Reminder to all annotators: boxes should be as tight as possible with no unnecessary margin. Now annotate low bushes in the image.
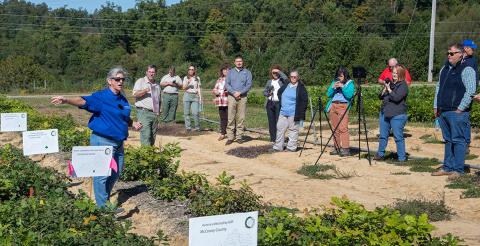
[0,145,160,244]
[258,197,462,246]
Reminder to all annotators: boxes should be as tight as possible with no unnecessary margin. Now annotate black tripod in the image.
[314,79,372,165]
[299,96,341,157]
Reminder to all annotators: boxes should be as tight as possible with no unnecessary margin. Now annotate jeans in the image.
[438,111,468,173]
[183,92,200,130]
[465,112,471,145]
[136,109,159,146]
[90,132,124,207]
[266,100,280,142]
[377,113,407,161]
[161,93,178,123]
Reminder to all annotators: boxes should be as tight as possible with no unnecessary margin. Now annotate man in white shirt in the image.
[160,66,182,123]
[133,65,161,146]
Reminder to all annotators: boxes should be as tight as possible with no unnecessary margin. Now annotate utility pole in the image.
[427,0,437,82]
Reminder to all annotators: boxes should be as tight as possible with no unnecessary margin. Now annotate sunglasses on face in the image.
[111,77,125,82]
[447,51,461,56]
[290,76,298,79]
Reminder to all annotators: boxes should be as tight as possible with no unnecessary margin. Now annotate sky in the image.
[28,0,181,12]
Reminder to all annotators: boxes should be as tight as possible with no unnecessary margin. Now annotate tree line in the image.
[0,0,479,92]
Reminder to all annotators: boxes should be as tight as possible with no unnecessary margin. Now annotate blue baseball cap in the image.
[463,40,477,49]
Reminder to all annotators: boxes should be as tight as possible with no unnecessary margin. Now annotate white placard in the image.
[22,129,59,156]
[1,113,27,132]
[189,211,258,246]
[71,146,113,177]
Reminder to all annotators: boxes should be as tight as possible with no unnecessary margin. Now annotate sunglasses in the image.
[111,77,125,82]
[447,51,461,56]
[290,76,298,79]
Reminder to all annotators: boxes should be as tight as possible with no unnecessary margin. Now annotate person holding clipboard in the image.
[51,66,142,209]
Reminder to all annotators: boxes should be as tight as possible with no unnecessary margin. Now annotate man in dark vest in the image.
[433,43,477,179]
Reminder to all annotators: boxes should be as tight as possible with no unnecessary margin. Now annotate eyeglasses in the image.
[111,77,125,82]
[447,51,461,56]
[290,76,298,78]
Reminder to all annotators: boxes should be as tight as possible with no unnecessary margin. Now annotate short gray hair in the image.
[290,70,299,77]
[106,66,127,82]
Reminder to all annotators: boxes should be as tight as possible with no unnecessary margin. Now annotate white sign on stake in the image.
[189,211,258,246]
[1,113,27,132]
[22,129,59,156]
[71,146,113,177]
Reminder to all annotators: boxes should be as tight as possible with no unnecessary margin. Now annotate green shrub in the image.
[146,171,208,201]
[0,195,156,245]
[122,143,181,181]
[258,197,462,246]
[188,173,263,217]
[0,145,68,201]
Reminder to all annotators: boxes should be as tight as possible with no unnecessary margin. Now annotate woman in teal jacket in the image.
[325,67,355,156]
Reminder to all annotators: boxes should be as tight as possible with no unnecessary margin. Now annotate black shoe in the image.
[373,154,384,161]
[114,207,125,214]
[225,140,234,145]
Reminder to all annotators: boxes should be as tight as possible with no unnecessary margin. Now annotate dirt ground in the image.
[136,123,480,245]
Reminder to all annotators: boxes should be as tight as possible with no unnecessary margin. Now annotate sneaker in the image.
[268,148,282,153]
[285,148,297,152]
[339,148,350,157]
[236,138,245,144]
[194,128,201,132]
[373,154,384,161]
[225,140,234,146]
[431,170,451,176]
[218,135,226,141]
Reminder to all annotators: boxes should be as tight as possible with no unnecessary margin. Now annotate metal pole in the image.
[427,0,437,82]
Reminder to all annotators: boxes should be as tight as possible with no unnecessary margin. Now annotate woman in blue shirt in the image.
[51,66,142,208]
[272,70,308,152]
[325,67,355,156]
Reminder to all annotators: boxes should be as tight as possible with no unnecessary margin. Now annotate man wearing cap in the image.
[133,64,161,146]
[378,58,412,86]
[462,40,478,154]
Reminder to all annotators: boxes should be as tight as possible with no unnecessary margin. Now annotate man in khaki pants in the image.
[225,55,253,145]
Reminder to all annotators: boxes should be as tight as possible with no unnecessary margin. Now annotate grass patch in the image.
[465,154,478,160]
[297,164,336,180]
[446,174,480,198]
[365,152,441,173]
[391,171,411,175]
[392,197,454,222]
[225,145,272,159]
[419,134,444,144]
[297,164,358,180]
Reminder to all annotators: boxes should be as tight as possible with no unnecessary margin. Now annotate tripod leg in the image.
[359,92,372,165]
[322,110,341,153]
[314,104,350,165]
[299,108,317,157]
[357,91,361,159]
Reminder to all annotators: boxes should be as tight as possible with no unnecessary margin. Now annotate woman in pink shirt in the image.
[212,64,230,140]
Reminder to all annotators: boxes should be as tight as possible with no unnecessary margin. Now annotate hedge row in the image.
[248,85,480,127]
